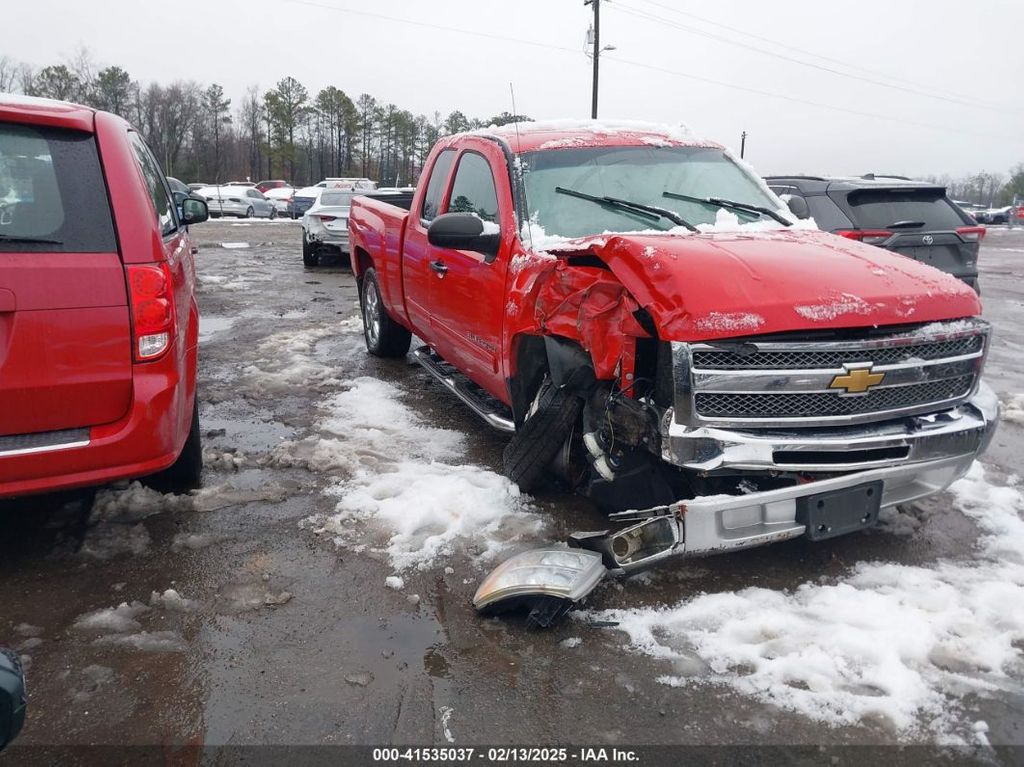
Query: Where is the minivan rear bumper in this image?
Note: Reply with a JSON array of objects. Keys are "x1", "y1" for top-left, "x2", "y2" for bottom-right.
[{"x1": 0, "y1": 362, "x2": 190, "y2": 498}]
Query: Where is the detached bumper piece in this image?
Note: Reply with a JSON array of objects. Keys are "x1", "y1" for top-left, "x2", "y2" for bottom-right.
[{"x1": 472, "y1": 549, "x2": 606, "y2": 628}]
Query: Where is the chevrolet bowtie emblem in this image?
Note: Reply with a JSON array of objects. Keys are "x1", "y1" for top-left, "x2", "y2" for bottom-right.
[{"x1": 830, "y1": 366, "x2": 885, "y2": 394}]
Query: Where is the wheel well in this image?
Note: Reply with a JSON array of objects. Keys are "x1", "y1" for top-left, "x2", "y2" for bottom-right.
[
  {"x1": 354, "y1": 247, "x2": 373, "y2": 286},
  {"x1": 508, "y1": 335, "x2": 596, "y2": 426}
]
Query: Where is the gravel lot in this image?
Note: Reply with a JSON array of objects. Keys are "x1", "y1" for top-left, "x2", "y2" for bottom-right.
[{"x1": 1, "y1": 220, "x2": 1022, "y2": 754}]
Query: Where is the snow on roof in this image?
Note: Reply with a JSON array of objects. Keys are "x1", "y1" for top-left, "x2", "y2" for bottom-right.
[
  {"x1": 464, "y1": 118, "x2": 722, "y2": 153},
  {"x1": 0, "y1": 92, "x2": 91, "y2": 113}
]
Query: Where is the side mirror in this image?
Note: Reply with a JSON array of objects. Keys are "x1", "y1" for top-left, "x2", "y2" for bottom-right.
[
  {"x1": 427, "y1": 213, "x2": 500, "y2": 259},
  {"x1": 784, "y1": 195, "x2": 810, "y2": 220},
  {"x1": 0, "y1": 650, "x2": 26, "y2": 751},
  {"x1": 181, "y1": 197, "x2": 209, "y2": 226}
]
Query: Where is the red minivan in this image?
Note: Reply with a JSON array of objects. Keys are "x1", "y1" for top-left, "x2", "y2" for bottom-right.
[{"x1": 0, "y1": 95, "x2": 206, "y2": 497}]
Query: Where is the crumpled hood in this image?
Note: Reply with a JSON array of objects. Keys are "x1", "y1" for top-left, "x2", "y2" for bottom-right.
[{"x1": 550, "y1": 229, "x2": 982, "y2": 341}]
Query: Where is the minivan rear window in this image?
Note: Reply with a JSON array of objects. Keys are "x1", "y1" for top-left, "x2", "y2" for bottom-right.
[
  {"x1": 0, "y1": 122, "x2": 116, "y2": 252},
  {"x1": 844, "y1": 189, "x2": 965, "y2": 231}
]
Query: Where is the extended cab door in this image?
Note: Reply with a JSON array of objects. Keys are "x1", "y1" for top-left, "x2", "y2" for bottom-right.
[
  {"x1": 401, "y1": 148, "x2": 457, "y2": 335},
  {"x1": 426, "y1": 144, "x2": 511, "y2": 397}
]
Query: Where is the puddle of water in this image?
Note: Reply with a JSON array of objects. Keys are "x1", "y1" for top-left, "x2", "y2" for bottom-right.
[{"x1": 199, "y1": 316, "x2": 236, "y2": 343}]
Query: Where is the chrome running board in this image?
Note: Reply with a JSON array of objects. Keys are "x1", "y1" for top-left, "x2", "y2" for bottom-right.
[{"x1": 412, "y1": 346, "x2": 515, "y2": 433}]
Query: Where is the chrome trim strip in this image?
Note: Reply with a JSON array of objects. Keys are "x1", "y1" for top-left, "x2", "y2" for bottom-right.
[{"x1": 0, "y1": 439, "x2": 91, "y2": 459}]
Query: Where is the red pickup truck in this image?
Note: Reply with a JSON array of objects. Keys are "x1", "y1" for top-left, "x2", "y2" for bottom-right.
[{"x1": 349, "y1": 120, "x2": 998, "y2": 612}]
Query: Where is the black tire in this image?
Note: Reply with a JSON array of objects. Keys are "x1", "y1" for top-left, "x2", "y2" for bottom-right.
[
  {"x1": 302, "y1": 232, "x2": 319, "y2": 267},
  {"x1": 502, "y1": 381, "x2": 583, "y2": 493},
  {"x1": 148, "y1": 399, "x2": 202, "y2": 493},
  {"x1": 361, "y1": 267, "x2": 411, "y2": 357},
  {"x1": 245, "y1": 206, "x2": 255, "y2": 218},
  {"x1": 269, "y1": 208, "x2": 277, "y2": 220}
]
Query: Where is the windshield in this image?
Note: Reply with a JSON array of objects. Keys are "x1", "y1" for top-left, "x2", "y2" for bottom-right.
[
  {"x1": 320, "y1": 191, "x2": 355, "y2": 207},
  {"x1": 519, "y1": 146, "x2": 782, "y2": 238}
]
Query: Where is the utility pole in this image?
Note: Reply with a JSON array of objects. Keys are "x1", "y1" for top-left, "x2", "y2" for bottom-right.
[
  {"x1": 740, "y1": 130, "x2": 747, "y2": 159},
  {"x1": 586, "y1": 0, "x2": 600, "y2": 119}
]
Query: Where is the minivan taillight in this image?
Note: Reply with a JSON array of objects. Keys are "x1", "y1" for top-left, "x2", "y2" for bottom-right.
[
  {"x1": 127, "y1": 263, "x2": 174, "y2": 361},
  {"x1": 836, "y1": 229, "x2": 892, "y2": 245},
  {"x1": 955, "y1": 226, "x2": 986, "y2": 242}
]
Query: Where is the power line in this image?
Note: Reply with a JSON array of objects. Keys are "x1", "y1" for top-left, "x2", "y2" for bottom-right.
[
  {"x1": 611, "y1": 1, "x2": 1024, "y2": 117},
  {"x1": 605, "y1": 54, "x2": 1020, "y2": 142},
  {"x1": 269, "y1": 0, "x2": 1019, "y2": 142},
  {"x1": 627, "y1": 0, "x2": 1017, "y2": 112}
]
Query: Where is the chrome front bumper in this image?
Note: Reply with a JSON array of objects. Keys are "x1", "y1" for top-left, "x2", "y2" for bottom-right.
[
  {"x1": 585, "y1": 382, "x2": 998, "y2": 575},
  {"x1": 662, "y1": 381, "x2": 999, "y2": 473}
]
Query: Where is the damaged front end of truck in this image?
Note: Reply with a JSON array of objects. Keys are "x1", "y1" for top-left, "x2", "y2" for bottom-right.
[{"x1": 477, "y1": 232, "x2": 999, "y2": 628}]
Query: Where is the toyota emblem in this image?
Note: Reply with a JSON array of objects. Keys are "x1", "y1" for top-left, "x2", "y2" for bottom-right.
[{"x1": 922, "y1": 234, "x2": 934, "y2": 245}]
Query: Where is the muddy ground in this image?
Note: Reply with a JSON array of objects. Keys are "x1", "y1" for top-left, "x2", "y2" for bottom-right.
[{"x1": 1, "y1": 220, "x2": 1022, "y2": 757}]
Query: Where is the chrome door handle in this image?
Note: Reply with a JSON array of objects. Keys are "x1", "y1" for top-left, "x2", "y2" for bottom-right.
[{"x1": 430, "y1": 260, "x2": 448, "y2": 276}]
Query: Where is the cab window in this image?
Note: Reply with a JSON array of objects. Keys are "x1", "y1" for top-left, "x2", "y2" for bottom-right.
[
  {"x1": 446, "y1": 152, "x2": 499, "y2": 224},
  {"x1": 420, "y1": 149, "x2": 456, "y2": 222}
]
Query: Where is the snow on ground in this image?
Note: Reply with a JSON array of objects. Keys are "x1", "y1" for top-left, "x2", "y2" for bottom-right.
[
  {"x1": 239, "y1": 325, "x2": 343, "y2": 396},
  {"x1": 1001, "y1": 394, "x2": 1024, "y2": 425},
  {"x1": 591, "y1": 463, "x2": 1024, "y2": 742},
  {"x1": 303, "y1": 376, "x2": 544, "y2": 572}
]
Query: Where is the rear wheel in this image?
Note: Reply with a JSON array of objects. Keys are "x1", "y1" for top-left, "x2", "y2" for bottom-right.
[
  {"x1": 269, "y1": 208, "x2": 277, "y2": 220},
  {"x1": 502, "y1": 379, "x2": 583, "y2": 493},
  {"x1": 302, "y1": 232, "x2": 319, "y2": 267},
  {"x1": 361, "y1": 267, "x2": 411, "y2": 357},
  {"x1": 147, "y1": 399, "x2": 202, "y2": 493}
]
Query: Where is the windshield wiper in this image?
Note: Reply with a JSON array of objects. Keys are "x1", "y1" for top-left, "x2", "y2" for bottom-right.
[
  {"x1": 887, "y1": 220, "x2": 926, "y2": 229},
  {"x1": 556, "y1": 186, "x2": 698, "y2": 232},
  {"x1": 0, "y1": 234, "x2": 63, "y2": 245},
  {"x1": 662, "y1": 191, "x2": 792, "y2": 226}
]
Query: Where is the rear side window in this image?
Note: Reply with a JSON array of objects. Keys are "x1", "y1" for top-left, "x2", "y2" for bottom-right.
[
  {"x1": 0, "y1": 122, "x2": 116, "y2": 252},
  {"x1": 128, "y1": 132, "x2": 177, "y2": 237},
  {"x1": 806, "y1": 195, "x2": 853, "y2": 230},
  {"x1": 420, "y1": 149, "x2": 456, "y2": 222},
  {"x1": 446, "y1": 152, "x2": 500, "y2": 224},
  {"x1": 843, "y1": 189, "x2": 965, "y2": 230}
]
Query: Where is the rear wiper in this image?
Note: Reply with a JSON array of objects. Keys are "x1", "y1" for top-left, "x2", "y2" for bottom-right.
[
  {"x1": 555, "y1": 186, "x2": 698, "y2": 232},
  {"x1": 887, "y1": 220, "x2": 926, "y2": 229},
  {"x1": 663, "y1": 191, "x2": 792, "y2": 226},
  {"x1": 0, "y1": 234, "x2": 63, "y2": 245}
]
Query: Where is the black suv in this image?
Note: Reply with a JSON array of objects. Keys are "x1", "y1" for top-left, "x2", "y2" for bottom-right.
[{"x1": 765, "y1": 175, "x2": 984, "y2": 291}]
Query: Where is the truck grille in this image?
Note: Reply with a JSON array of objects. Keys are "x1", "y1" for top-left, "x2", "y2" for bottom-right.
[
  {"x1": 692, "y1": 335, "x2": 984, "y2": 370},
  {"x1": 695, "y1": 375, "x2": 974, "y2": 420},
  {"x1": 677, "y1": 319, "x2": 990, "y2": 428}
]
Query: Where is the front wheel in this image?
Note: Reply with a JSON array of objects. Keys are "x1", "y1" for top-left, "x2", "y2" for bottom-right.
[
  {"x1": 502, "y1": 380, "x2": 583, "y2": 493},
  {"x1": 269, "y1": 208, "x2": 277, "y2": 220},
  {"x1": 245, "y1": 206, "x2": 254, "y2": 219},
  {"x1": 361, "y1": 267, "x2": 411, "y2": 358}
]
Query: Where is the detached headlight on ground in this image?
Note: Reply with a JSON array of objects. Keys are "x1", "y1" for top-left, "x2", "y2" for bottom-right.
[{"x1": 473, "y1": 548, "x2": 607, "y2": 628}]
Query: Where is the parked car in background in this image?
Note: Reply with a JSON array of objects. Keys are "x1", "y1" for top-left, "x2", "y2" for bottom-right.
[
  {"x1": 256, "y1": 179, "x2": 289, "y2": 193},
  {"x1": 264, "y1": 185, "x2": 295, "y2": 217},
  {"x1": 0, "y1": 94, "x2": 206, "y2": 497},
  {"x1": 197, "y1": 185, "x2": 276, "y2": 218},
  {"x1": 318, "y1": 177, "x2": 377, "y2": 190},
  {"x1": 187, "y1": 182, "x2": 209, "y2": 191},
  {"x1": 952, "y1": 200, "x2": 987, "y2": 222},
  {"x1": 167, "y1": 176, "x2": 206, "y2": 221},
  {"x1": 290, "y1": 184, "x2": 321, "y2": 219},
  {"x1": 766, "y1": 175, "x2": 985, "y2": 291},
  {"x1": 982, "y1": 205, "x2": 1012, "y2": 225},
  {"x1": 301, "y1": 187, "x2": 364, "y2": 266}
]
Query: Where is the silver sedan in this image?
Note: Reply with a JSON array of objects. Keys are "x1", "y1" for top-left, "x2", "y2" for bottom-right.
[{"x1": 197, "y1": 186, "x2": 277, "y2": 219}]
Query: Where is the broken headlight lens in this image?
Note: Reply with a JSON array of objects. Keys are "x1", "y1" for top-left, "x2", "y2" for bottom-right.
[{"x1": 473, "y1": 548, "x2": 607, "y2": 611}]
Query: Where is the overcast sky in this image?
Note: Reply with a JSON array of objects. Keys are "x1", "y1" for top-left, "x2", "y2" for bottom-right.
[{"x1": 8, "y1": 0, "x2": 1023, "y2": 178}]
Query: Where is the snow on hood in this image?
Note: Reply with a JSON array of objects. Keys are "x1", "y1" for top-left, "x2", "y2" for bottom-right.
[{"x1": 525, "y1": 226, "x2": 980, "y2": 341}]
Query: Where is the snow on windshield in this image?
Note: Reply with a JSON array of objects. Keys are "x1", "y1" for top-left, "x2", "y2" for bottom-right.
[{"x1": 519, "y1": 145, "x2": 793, "y2": 239}]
